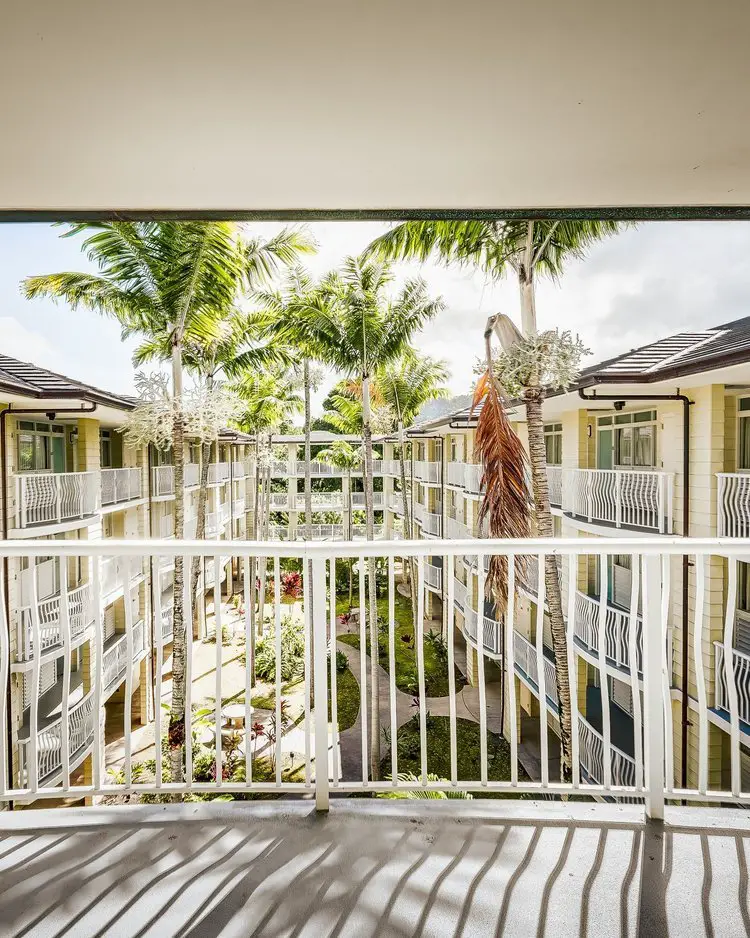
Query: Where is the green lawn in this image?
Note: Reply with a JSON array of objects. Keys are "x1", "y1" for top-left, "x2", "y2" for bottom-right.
[
  {"x1": 336, "y1": 590, "x2": 465, "y2": 698},
  {"x1": 383, "y1": 715, "x2": 530, "y2": 792},
  {"x1": 328, "y1": 666, "x2": 359, "y2": 732}
]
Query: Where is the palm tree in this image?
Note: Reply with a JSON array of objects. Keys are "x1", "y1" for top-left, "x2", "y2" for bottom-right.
[
  {"x1": 22, "y1": 222, "x2": 313, "y2": 786},
  {"x1": 234, "y1": 368, "x2": 304, "y2": 646},
  {"x1": 378, "y1": 352, "x2": 450, "y2": 624},
  {"x1": 366, "y1": 220, "x2": 623, "y2": 780},
  {"x1": 317, "y1": 440, "x2": 362, "y2": 608},
  {"x1": 294, "y1": 257, "x2": 444, "y2": 779}
]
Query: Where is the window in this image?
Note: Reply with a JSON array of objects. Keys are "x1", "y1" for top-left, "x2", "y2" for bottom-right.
[
  {"x1": 738, "y1": 398, "x2": 750, "y2": 470},
  {"x1": 544, "y1": 423, "x2": 562, "y2": 465},
  {"x1": 16, "y1": 421, "x2": 66, "y2": 473},
  {"x1": 100, "y1": 429, "x2": 112, "y2": 468},
  {"x1": 598, "y1": 410, "x2": 656, "y2": 469}
]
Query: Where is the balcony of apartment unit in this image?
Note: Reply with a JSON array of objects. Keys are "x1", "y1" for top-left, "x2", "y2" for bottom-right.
[
  {"x1": 413, "y1": 459, "x2": 441, "y2": 485},
  {"x1": 555, "y1": 466, "x2": 674, "y2": 533},
  {"x1": 101, "y1": 555, "x2": 147, "y2": 600},
  {"x1": 424, "y1": 559, "x2": 442, "y2": 593},
  {"x1": 231, "y1": 460, "x2": 247, "y2": 479},
  {"x1": 349, "y1": 491, "x2": 386, "y2": 510},
  {"x1": 717, "y1": 472, "x2": 750, "y2": 538},
  {"x1": 17, "y1": 669, "x2": 95, "y2": 789},
  {"x1": 413, "y1": 501, "x2": 442, "y2": 537},
  {"x1": 714, "y1": 639, "x2": 750, "y2": 731},
  {"x1": 150, "y1": 463, "x2": 201, "y2": 498},
  {"x1": 13, "y1": 470, "x2": 100, "y2": 533},
  {"x1": 573, "y1": 591, "x2": 643, "y2": 679},
  {"x1": 267, "y1": 522, "x2": 385, "y2": 542},
  {"x1": 382, "y1": 459, "x2": 406, "y2": 478},
  {"x1": 445, "y1": 460, "x2": 484, "y2": 496},
  {"x1": 100, "y1": 467, "x2": 143, "y2": 510},
  {"x1": 206, "y1": 502, "x2": 232, "y2": 536},
  {"x1": 207, "y1": 462, "x2": 231, "y2": 485},
  {"x1": 15, "y1": 583, "x2": 95, "y2": 666},
  {"x1": 102, "y1": 619, "x2": 147, "y2": 701}
]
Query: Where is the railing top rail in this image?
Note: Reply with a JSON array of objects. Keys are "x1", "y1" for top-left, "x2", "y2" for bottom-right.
[
  {"x1": 714, "y1": 639, "x2": 750, "y2": 665},
  {"x1": 2, "y1": 535, "x2": 748, "y2": 560},
  {"x1": 563, "y1": 467, "x2": 674, "y2": 478},
  {"x1": 717, "y1": 471, "x2": 750, "y2": 477}
]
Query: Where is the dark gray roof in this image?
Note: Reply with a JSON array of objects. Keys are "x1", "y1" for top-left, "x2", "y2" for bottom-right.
[{"x1": 0, "y1": 354, "x2": 136, "y2": 409}]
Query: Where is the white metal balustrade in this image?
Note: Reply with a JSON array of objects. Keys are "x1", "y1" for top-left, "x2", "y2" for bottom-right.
[
  {"x1": 546, "y1": 465, "x2": 563, "y2": 507},
  {"x1": 100, "y1": 467, "x2": 142, "y2": 506},
  {"x1": 350, "y1": 492, "x2": 386, "y2": 509},
  {"x1": 560, "y1": 467, "x2": 674, "y2": 532},
  {"x1": 464, "y1": 463, "x2": 483, "y2": 495},
  {"x1": 715, "y1": 641, "x2": 750, "y2": 725},
  {"x1": 102, "y1": 620, "x2": 146, "y2": 696},
  {"x1": 573, "y1": 591, "x2": 643, "y2": 674},
  {"x1": 150, "y1": 463, "x2": 200, "y2": 496},
  {"x1": 717, "y1": 473, "x2": 750, "y2": 537},
  {"x1": 16, "y1": 471, "x2": 100, "y2": 528},
  {"x1": 1, "y1": 537, "x2": 749, "y2": 814},
  {"x1": 17, "y1": 584, "x2": 94, "y2": 661},
  {"x1": 413, "y1": 460, "x2": 441, "y2": 484},
  {"x1": 207, "y1": 462, "x2": 230, "y2": 484}
]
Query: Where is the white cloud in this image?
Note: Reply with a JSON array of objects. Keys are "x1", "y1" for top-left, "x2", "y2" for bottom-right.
[{"x1": 0, "y1": 316, "x2": 64, "y2": 371}]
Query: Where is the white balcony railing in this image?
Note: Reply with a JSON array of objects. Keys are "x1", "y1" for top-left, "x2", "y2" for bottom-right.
[
  {"x1": 715, "y1": 641, "x2": 750, "y2": 725},
  {"x1": 3, "y1": 537, "x2": 749, "y2": 812},
  {"x1": 464, "y1": 463, "x2": 483, "y2": 495},
  {"x1": 424, "y1": 562, "x2": 442, "y2": 591},
  {"x1": 513, "y1": 631, "x2": 559, "y2": 708},
  {"x1": 151, "y1": 463, "x2": 200, "y2": 496},
  {"x1": 294, "y1": 492, "x2": 346, "y2": 511},
  {"x1": 573, "y1": 591, "x2": 643, "y2": 675},
  {"x1": 413, "y1": 460, "x2": 441, "y2": 484},
  {"x1": 560, "y1": 467, "x2": 674, "y2": 533},
  {"x1": 161, "y1": 604, "x2": 174, "y2": 641},
  {"x1": 100, "y1": 467, "x2": 142, "y2": 506},
  {"x1": 18, "y1": 692, "x2": 96, "y2": 785},
  {"x1": 231, "y1": 461, "x2": 246, "y2": 478},
  {"x1": 350, "y1": 492, "x2": 386, "y2": 509},
  {"x1": 17, "y1": 583, "x2": 94, "y2": 661},
  {"x1": 420, "y1": 510, "x2": 442, "y2": 537},
  {"x1": 446, "y1": 462, "x2": 466, "y2": 488},
  {"x1": 717, "y1": 473, "x2": 750, "y2": 537},
  {"x1": 546, "y1": 465, "x2": 563, "y2": 507},
  {"x1": 16, "y1": 471, "x2": 100, "y2": 529},
  {"x1": 102, "y1": 620, "x2": 146, "y2": 695},
  {"x1": 207, "y1": 462, "x2": 230, "y2": 485}
]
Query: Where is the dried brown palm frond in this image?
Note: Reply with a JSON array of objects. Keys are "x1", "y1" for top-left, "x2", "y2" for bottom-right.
[{"x1": 471, "y1": 329, "x2": 531, "y2": 611}]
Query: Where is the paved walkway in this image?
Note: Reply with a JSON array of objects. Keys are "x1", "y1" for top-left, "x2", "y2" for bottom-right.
[{"x1": 335, "y1": 622, "x2": 505, "y2": 781}]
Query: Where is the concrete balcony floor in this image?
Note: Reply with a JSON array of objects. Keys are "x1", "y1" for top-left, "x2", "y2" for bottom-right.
[{"x1": 0, "y1": 800, "x2": 748, "y2": 936}]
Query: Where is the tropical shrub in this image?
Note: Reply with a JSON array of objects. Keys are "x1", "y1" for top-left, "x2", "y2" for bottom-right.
[{"x1": 255, "y1": 615, "x2": 304, "y2": 681}]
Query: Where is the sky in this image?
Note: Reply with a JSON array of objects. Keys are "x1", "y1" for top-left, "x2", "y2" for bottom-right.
[{"x1": 2, "y1": 221, "x2": 750, "y2": 412}]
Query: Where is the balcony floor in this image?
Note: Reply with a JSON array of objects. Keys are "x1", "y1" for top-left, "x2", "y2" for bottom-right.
[{"x1": 0, "y1": 800, "x2": 748, "y2": 936}]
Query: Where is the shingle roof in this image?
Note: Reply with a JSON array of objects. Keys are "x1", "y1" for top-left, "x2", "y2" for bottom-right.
[{"x1": 0, "y1": 354, "x2": 135, "y2": 408}]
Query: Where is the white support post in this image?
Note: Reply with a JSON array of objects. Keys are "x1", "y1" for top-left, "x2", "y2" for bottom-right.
[
  {"x1": 643, "y1": 554, "x2": 665, "y2": 820},
  {"x1": 311, "y1": 556, "x2": 329, "y2": 811}
]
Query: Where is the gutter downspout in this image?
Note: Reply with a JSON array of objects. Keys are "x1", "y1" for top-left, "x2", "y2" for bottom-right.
[
  {"x1": 578, "y1": 386, "x2": 693, "y2": 791},
  {"x1": 1, "y1": 400, "x2": 98, "y2": 808}
]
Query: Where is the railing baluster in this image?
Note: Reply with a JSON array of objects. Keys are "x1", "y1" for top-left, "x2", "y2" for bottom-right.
[
  {"x1": 723, "y1": 558, "x2": 741, "y2": 797},
  {"x1": 628, "y1": 556, "x2": 644, "y2": 793},
  {"x1": 330, "y1": 558, "x2": 340, "y2": 789},
  {"x1": 0, "y1": 561, "x2": 8, "y2": 795},
  {"x1": 274, "y1": 556, "x2": 282, "y2": 787},
  {"x1": 243, "y1": 555, "x2": 252, "y2": 788},
  {"x1": 213, "y1": 555, "x2": 222, "y2": 789},
  {"x1": 534, "y1": 553, "x2": 549, "y2": 787},
  {"x1": 153, "y1": 560, "x2": 163, "y2": 789},
  {"x1": 476, "y1": 551, "x2": 488, "y2": 787},
  {"x1": 358, "y1": 556, "x2": 368, "y2": 786},
  {"x1": 416, "y1": 556, "x2": 428, "y2": 785},
  {"x1": 28, "y1": 564, "x2": 40, "y2": 793},
  {"x1": 388, "y1": 555, "x2": 398, "y2": 786},
  {"x1": 660, "y1": 556, "x2": 674, "y2": 793},
  {"x1": 507, "y1": 554, "x2": 519, "y2": 787},
  {"x1": 312, "y1": 556, "x2": 330, "y2": 810},
  {"x1": 643, "y1": 554, "x2": 665, "y2": 819},
  {"x1": 446, "y1": 554, "x2": 458, "y2": 788},
  {"x1": 303, "y1": 556, "x2": 312, "y2": 788},
  {"x1": 183, "y1": 559, "x2": 193, "y2": 789},
  {"x1": 565, "y1": 553, "x2": 580, "y2": 789},
  {"x1": 122, "y1": 556, "x2": 134, "y2": 790},
  {"x1": 694, "y1": 555, "x2": 709, "y2": 795},
  {"x1": 59, "y1": 559, "x2": 71, "y2": 791},
  {"x1": 597, "y1": 557, "x2": 612, "y2": 791}
]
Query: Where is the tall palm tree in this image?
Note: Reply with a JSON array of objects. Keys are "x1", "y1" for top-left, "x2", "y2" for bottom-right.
[
  {"x1": 317, "y1": 440, "x2": 362, "y2": 608},
  {"x1": 234, "y1": 368, "x2": 304, "y2": 644},
  {"x1": 295, "y1": 257, "x2": 444, "y2": 779},
  {"x1": 22, "y1": 222, "x2": 313, "y2": 786},
  {"x1": 366, "y1": 220, "x2": 623, "y2": 780},
  {"x1": 378, "y1": 352, "x2": 450, "y2": 624}
]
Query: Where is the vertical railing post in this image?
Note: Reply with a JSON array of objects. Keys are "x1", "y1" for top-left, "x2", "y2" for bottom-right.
[
  {"x1": 643, "y1": 554, "x2": 665, "y2": 820},
  {"x1": 615, "y1": 472, "x2": 622, "y2": 528},
  {"x1": 311, "y1": 555, "x2": 330, "y2": 811}
]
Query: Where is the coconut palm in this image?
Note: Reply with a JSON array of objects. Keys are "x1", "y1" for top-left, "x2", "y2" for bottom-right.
[
  {"x1": 366, "y1": 220, "x2": 624, "y2": 780},
  {"x1": 293, "y1": 257, "x2": 444, "y2": 779},
  {"x1": 317, "y1": 440, "x2": 362, "y2": 608},
  {"x1": 378, "y1": 352, "x2": 450, "y2": 623},
  {"x1": 22, "y1": 222, "x2": 313, "y2": 786}
]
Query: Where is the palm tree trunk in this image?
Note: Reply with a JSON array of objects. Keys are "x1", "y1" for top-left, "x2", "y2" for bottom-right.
[
  {"x1": 362, "y1": 374, "x2": 381, "y2": 781},
  {"x1": 518, "y1": 253, "x2": 572, "y2": 781},
  {"x1": 169, "y1": 340, "x2": 187, "y2": 787}
]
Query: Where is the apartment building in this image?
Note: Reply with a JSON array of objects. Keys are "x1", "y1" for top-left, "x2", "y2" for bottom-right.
[
  {"x1": 252, "y1": 432, "x2": 391, "y2": 541},
  {"x1": 0, "y1": 354, "x2": 251, "y2": 796},
  {"x1": 387, "y1": 316, "x2": 750, "y2": 792}
]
